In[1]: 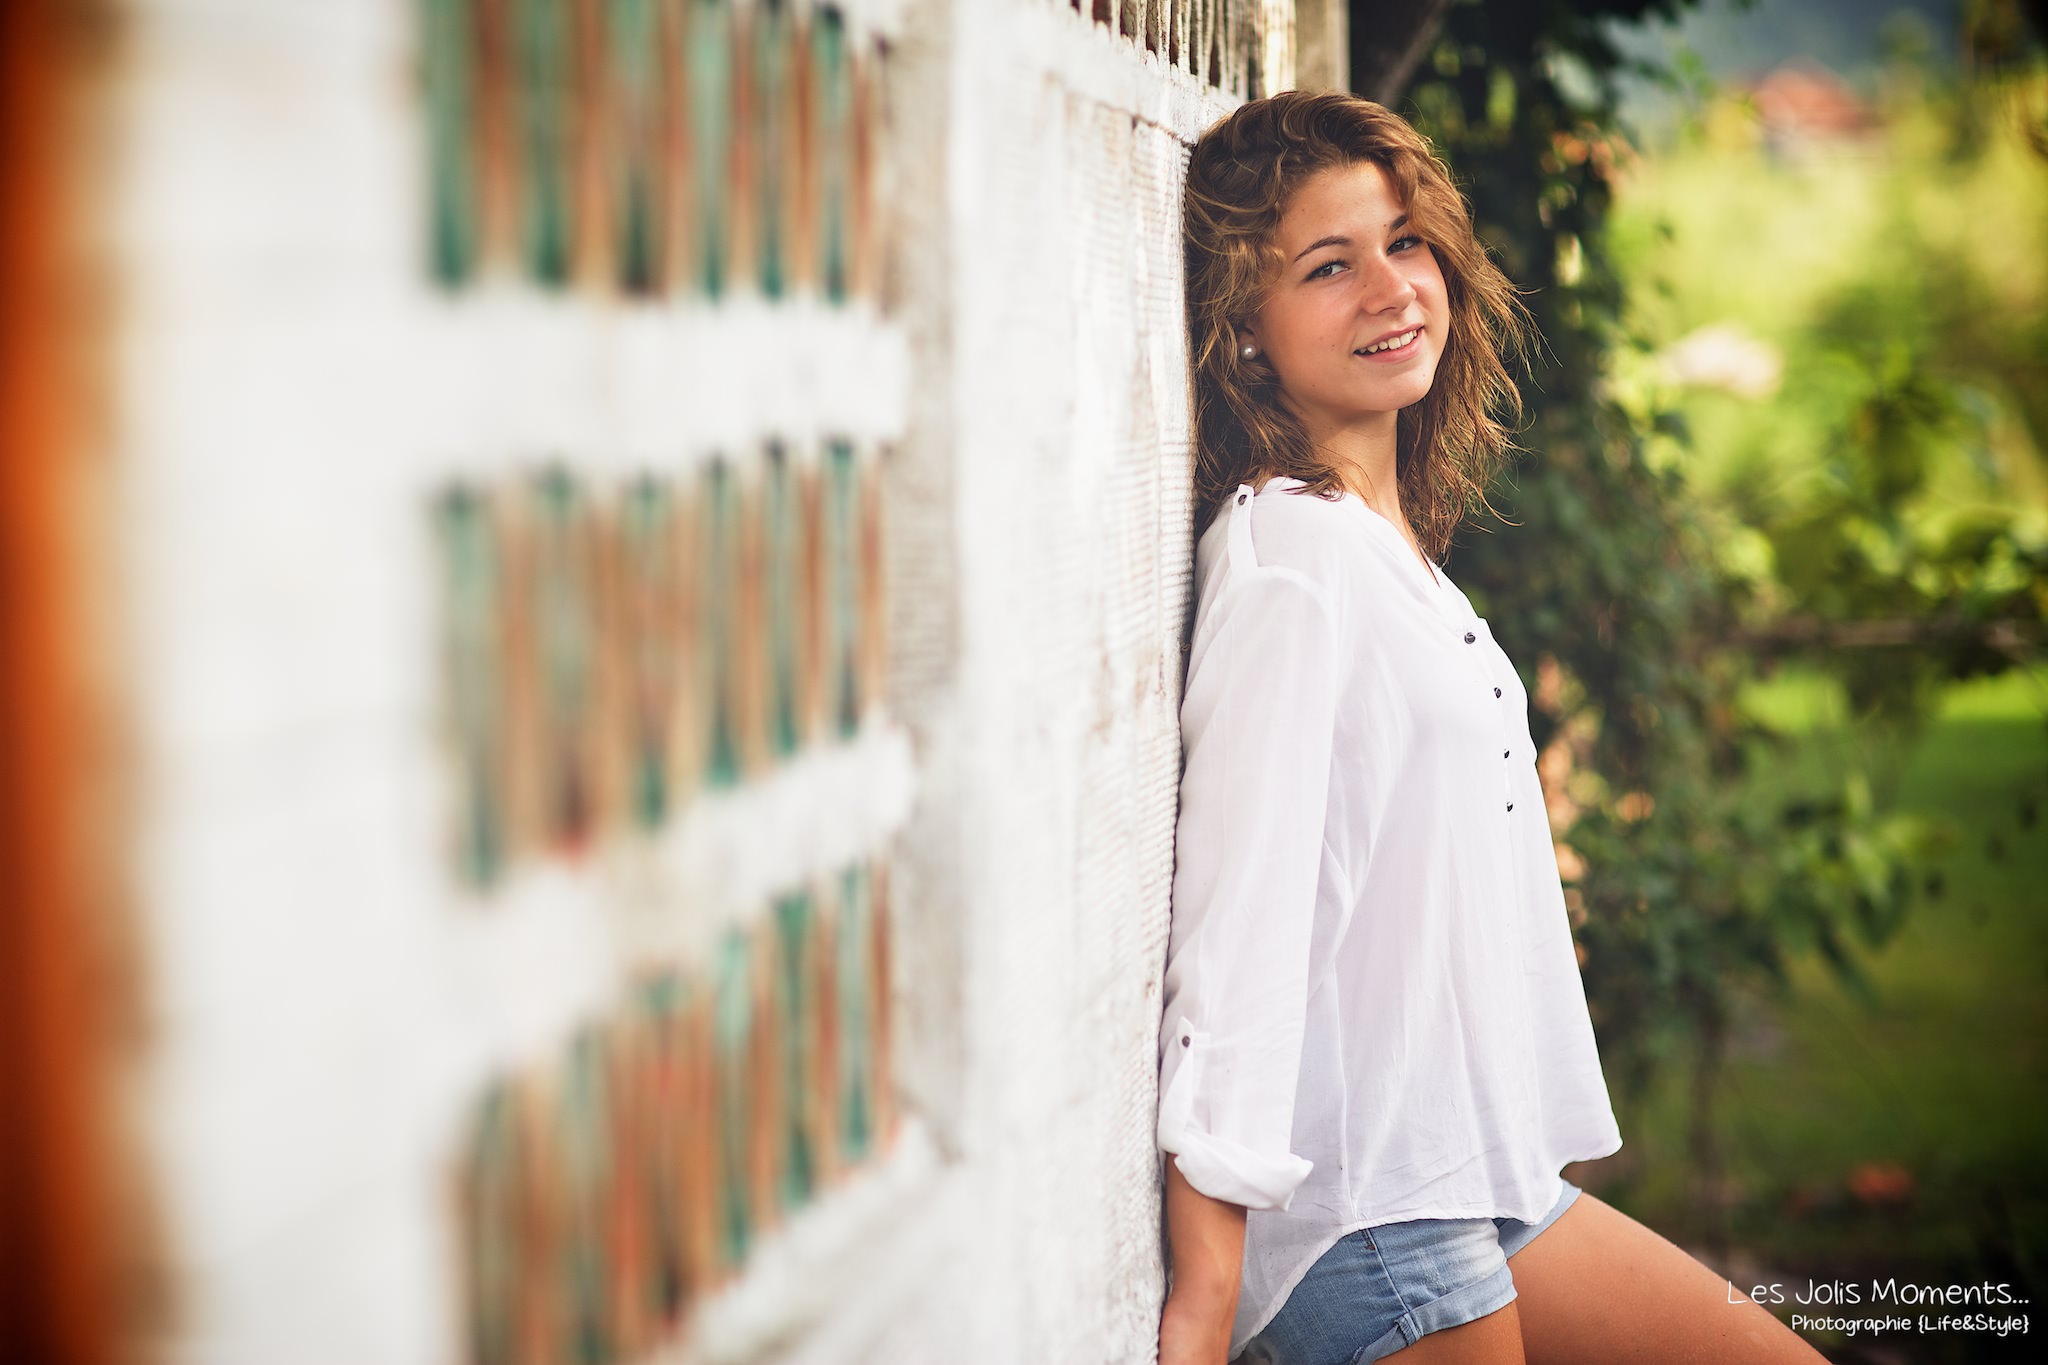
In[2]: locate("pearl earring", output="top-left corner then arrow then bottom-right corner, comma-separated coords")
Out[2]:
1241,344 -> 1257,360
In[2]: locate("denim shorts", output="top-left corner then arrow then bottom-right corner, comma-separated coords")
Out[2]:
1230,1179 -> 1584,1365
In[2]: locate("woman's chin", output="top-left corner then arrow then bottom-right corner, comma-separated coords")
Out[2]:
1345,376 -> 1436,413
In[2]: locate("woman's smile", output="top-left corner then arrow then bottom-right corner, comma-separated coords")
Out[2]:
1354,326 -> 1425,361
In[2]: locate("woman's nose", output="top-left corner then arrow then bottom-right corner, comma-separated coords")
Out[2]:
1357,252 -> 1417,313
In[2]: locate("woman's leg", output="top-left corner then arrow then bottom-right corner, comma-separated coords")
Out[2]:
1505,1191 -> 1829,1364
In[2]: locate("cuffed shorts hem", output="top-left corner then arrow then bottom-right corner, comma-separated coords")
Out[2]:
1355,1263 -> 1518,1363
1230,1177 -> 1583,1365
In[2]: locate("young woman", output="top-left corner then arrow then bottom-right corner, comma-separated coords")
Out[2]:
1155,91 -> 1826,1365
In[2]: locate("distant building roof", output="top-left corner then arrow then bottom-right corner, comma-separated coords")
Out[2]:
1747,60 -> 1879,143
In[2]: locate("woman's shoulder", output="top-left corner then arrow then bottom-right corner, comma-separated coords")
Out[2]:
1212,477 -> 1446,644
1240,477 -> 1365,584
1193,478 -> 1350,627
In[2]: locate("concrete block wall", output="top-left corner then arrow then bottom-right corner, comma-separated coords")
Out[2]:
81,1 -> 1305,1361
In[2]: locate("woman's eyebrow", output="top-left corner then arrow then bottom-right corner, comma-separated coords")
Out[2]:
1290,215 -> 1410,264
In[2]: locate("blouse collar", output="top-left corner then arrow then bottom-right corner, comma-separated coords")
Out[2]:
1260,476 -> 1451,604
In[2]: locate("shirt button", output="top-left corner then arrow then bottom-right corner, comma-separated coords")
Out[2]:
1493,687 -> 1502,698
1503,749 -> 1510,758
1464,631 -> 1475,643
1507,802 -> 1515,812
1237,492 -> 1249,505
1181,1036 -> 1191,1047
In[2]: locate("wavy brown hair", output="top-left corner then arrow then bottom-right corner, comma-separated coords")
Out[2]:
1184,90 -> 1536,555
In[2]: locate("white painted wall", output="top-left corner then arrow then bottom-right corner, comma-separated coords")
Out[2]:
94,2 -> 1293,1361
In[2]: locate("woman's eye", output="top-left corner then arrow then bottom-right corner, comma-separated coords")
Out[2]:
1307,260 -> 1344,280
1390,235 -> 1425,252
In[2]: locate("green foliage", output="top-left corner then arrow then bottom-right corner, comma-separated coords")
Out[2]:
1622,666 -> 2048,1313
1604,51 -> 2048,734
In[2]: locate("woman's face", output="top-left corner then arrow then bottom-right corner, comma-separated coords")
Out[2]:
1240,160 -> 1451,435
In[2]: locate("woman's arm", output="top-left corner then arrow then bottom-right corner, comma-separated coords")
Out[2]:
1160,1157 -> 1246,1365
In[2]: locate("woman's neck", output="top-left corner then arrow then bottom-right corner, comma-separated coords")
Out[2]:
1326,447 -> 1434,582
1292,407 -> 1400,520
1329,455 -> 1402,526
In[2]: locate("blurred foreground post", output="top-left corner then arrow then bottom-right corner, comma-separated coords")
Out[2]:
1,2 -> 119,1364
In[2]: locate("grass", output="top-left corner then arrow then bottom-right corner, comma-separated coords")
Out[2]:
1590,662 -> 2048,1362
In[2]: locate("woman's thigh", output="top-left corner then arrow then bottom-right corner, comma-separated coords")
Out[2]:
1505,1191 -> 1829,1365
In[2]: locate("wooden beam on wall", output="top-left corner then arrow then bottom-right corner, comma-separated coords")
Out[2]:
1294,0 -> 1352,92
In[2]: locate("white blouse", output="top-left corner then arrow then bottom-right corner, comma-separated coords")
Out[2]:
1156,476 -> 1623,1357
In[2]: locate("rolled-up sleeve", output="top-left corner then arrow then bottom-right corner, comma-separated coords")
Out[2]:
1157,563 -> 1340,1212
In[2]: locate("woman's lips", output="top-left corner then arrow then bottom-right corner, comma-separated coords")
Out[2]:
1354,327 -> 1423,361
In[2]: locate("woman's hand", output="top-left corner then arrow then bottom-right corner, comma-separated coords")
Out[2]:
1159,1285 -> 1237,1365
